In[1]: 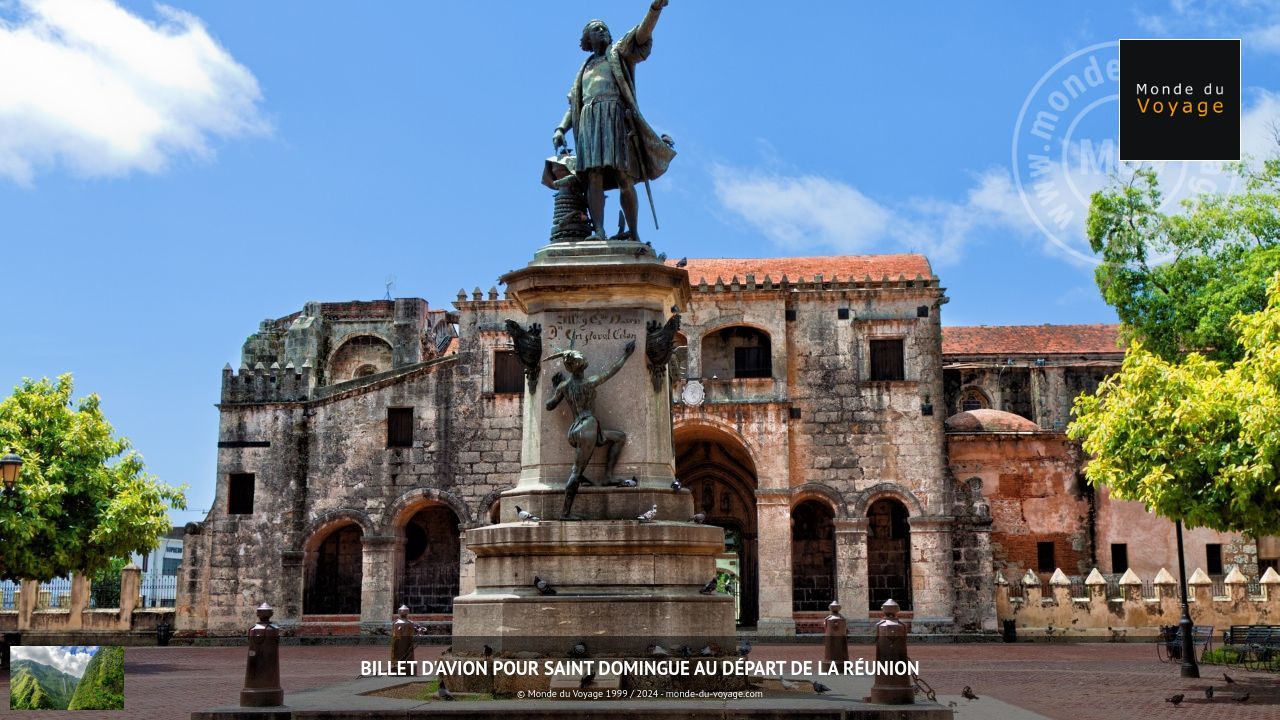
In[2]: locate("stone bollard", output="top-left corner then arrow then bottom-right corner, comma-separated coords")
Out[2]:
240,603 -> 284,707
823,600 -> 848,670
391,605 -> 415,663
869,599 -> 913,705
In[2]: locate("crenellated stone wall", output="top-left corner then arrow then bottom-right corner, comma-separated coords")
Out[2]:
996,566 -> 1280,639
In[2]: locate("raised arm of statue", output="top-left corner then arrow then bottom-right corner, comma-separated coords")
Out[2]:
590,340 -> 636,387
635,0 -> 668,46
553,107 -> 573,152
546,381 -> 566,411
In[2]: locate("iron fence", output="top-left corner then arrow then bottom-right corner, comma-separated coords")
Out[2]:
89,577 -> 122,609
141,574 -> 177,608
35,577 -> 73,609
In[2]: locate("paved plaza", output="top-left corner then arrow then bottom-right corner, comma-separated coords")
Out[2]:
1,642 -> 1276,719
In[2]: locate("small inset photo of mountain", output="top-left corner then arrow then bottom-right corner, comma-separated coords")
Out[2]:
9,646 -> 124,710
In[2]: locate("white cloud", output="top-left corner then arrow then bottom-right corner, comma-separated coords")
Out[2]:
710,164 -> 1032,265
1241,89 -> 1280,160
11,645 -> 98,678
0,0 -> 268,184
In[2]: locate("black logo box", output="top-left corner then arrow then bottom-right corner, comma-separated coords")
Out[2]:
1119,39 -> 1240,161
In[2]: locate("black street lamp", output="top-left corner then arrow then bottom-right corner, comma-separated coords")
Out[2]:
1174,518 -> 1199,678
0,451 -> 21,493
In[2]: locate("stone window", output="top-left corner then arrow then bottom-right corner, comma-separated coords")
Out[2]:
960,387 -> 989,411
701,326 -> 771,380
1036,541 -> 1056,572
1206,544 -> 1223,575
354,364 -> 378,378
493,350 -> 523,394
387,407 -> 414,448
1110,543 -> 1129,574
228,473 -> 254,515
869,338 -> 905,381
327,335 -> 393,383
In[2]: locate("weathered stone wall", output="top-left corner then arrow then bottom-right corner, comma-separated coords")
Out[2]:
946,432 -> 1091,577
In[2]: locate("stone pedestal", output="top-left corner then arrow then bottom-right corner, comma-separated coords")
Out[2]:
449,241 -> 735,679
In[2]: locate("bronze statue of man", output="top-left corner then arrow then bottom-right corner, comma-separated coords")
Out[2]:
545,340 -> 636,519
552,0 -> 676,242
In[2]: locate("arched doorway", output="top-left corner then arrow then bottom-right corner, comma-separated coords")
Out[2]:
791,500 -> 836,611
867,498 -> 912,611
396,505 -> 461,613
675,423 -> 758,627
304,522 -> 363,615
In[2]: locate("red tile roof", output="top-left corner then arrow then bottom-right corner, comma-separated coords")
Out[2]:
668,254 -> 933,284
943,324 -> 1123,356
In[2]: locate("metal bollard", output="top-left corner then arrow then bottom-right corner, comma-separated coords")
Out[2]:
240,603 -> 284,707
823,600 -> 848,670
869,598 -> 913,705
391,605 -> 415,663
157,621 -> 172,647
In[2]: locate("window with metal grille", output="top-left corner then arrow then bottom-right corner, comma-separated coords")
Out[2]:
869,339 -> 905,381
1037,541 -> 1056,572
1111,543 -> 1129,574
387,407 -> 414,448
494,351 -> 524,393
162,558 -> 181,576
1206,544 -> 1223,575
734,346 -> 771,378
228,473 -> 254,515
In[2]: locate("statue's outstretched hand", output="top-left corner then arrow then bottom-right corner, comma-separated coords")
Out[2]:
553,129 -> 567,152
653,0 -> 669,8
624,339 -> 637,356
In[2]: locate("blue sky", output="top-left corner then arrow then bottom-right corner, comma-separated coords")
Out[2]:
12,645 -> 99,677
1,1 -> 1278,523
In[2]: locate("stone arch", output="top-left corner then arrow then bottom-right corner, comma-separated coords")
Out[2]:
959,386 -> 991,412
866,496 -> 913,611
699,324 -> 773,380
387,487 -> 472,530
791,497 -> 837,612
674,419 -> 758,626
849,482 -> 926,519
302,509 -> 375,549
327,334 -> 393,383
302,512 -> 369,615
390,492 -> 463,615
792,483 -> 847,517
477,489 -> 505,526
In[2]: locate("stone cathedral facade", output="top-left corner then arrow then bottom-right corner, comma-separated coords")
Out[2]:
176,254 -> 1266,638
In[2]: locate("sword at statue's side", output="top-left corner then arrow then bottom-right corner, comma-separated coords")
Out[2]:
626,110 -> 660,231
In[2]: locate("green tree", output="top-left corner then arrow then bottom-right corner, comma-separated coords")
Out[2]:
1086,161 -> 1280,363
67,647 -> 125,710
1068,274 -> 1280,535
0,374 -> 186,581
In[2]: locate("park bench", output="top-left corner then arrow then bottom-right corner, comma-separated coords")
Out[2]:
1226,625 -> 1280,671
1156,624 -> 1214,663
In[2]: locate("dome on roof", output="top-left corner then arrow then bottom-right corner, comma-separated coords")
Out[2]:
944,409 -> 1041,433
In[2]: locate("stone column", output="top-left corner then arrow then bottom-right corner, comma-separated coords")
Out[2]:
1031,367 -> 1068,430
278,550 -> 305,630
119,565 -> 141,630
907,515 -> 955,631
68,574 -> 89,630
17,579 -> 38,631
755,490 -> 794,636
360,535 -> 397,631
834,518 -> 869,620
971,520 -> 997,631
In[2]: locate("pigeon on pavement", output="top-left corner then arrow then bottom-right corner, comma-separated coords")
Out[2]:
690,512 -> 705,524
1166,693 -> 1184,706
962,686 -> 979,701
813,681 -> 832,693
638,504 -> 658,523
516,505 -> 540,522
699,579 -> 717,595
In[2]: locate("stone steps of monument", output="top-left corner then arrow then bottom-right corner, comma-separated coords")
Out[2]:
299,614 -> 362,636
